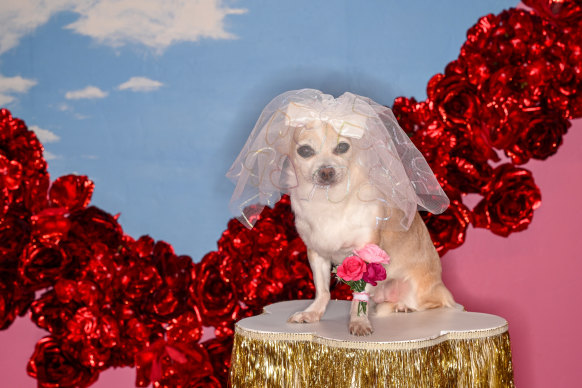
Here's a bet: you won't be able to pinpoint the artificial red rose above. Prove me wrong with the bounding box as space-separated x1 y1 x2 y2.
330 281 353 300
463 14 499 54
49 175 94 211
410 121 456 181
74 279 102 308
422 200 472 256
85 243 116 293
203 337 234 386
66 307 100 343
4 126 46 176
131 235 155 258
482 66 521 110
505 109 570 164
446 155 493 194
166 309 203 347
54 279 76 304
19 243 70 290
193 252 239 327
24 172 50 214
473 164 541 236
270 194 298 235
98 314 121 349
523 0 582 27
69 206 123 250
119 262 163 301
155 251 193 291
135 339 213 388
0 273 35 330
362 263 387 286
190 376 222 388
30 291 74 336
0 108 24 141
0 154 23 191
392 97 434 134
428 74 481 128
150 288 181 319
0 207 31 265
218 219 254 262
336 256 366 281
31 207 70 247
27 336 98 388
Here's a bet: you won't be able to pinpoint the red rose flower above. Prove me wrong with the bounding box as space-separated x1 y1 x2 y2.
428 74 481 128
473 164 541 236
523 0 582 27
0 154 23 191
166 309 203 347
49 175 94 211
203 337 234 386
19 243 70 290
30 291 74 336
422 200 473 256
27 336 98 388
68 206 123 250
192 252 239 328
505 110 571 164
0 273 35 330
135 339 214 388
0 207 31 265
119 262 163 301
446 155 494 194
330 281 353 301
31 207 70 248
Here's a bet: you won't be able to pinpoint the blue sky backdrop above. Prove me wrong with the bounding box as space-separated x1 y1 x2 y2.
0 0 517 261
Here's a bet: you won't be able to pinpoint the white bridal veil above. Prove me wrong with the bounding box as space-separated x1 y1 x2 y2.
227 89 449 229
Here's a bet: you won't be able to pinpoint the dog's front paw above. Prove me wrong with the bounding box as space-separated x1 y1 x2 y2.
349 319 374 336
287 311 323 323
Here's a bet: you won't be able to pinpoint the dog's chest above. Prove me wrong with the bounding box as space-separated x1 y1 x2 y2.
291 197 379 264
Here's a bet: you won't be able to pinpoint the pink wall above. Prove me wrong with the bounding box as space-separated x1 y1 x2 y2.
442 118 582 387
2 118 581 386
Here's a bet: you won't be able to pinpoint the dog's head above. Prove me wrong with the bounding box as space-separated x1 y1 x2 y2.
288 120 356 189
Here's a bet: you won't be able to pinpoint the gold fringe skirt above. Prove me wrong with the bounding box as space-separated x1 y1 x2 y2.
230 328 513 387
229 301 514 387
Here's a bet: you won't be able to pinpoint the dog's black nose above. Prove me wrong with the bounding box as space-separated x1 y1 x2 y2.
317 167 336 184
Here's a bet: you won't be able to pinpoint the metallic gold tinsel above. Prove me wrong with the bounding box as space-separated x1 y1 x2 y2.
229 329 514 387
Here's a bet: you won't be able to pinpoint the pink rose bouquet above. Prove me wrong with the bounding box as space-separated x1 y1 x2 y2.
333 244 390 316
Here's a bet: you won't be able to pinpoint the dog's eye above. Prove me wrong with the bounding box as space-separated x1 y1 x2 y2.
334 142 350 155
297 145 315 158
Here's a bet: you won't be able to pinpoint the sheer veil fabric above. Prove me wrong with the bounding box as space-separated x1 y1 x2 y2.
227 89 449 229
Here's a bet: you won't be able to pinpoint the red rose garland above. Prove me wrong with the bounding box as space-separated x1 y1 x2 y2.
0 2 581 386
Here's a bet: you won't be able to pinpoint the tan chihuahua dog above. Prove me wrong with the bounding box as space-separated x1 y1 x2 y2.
286 121 455 336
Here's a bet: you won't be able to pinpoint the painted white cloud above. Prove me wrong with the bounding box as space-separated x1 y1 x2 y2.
0 74 37 105
65 85 108 100
0 0 246 56
66 0 247 53
0 0 78 55
118 76 163 92
30 125 60 143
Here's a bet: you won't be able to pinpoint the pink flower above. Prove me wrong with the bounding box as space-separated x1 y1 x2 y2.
354 244 390 264
336 256 366 281
362 263 387 286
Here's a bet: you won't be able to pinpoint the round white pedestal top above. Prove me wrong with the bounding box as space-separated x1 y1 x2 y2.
235 299 508 350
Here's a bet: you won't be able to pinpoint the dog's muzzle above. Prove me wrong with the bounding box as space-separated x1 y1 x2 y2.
314 165 337 185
